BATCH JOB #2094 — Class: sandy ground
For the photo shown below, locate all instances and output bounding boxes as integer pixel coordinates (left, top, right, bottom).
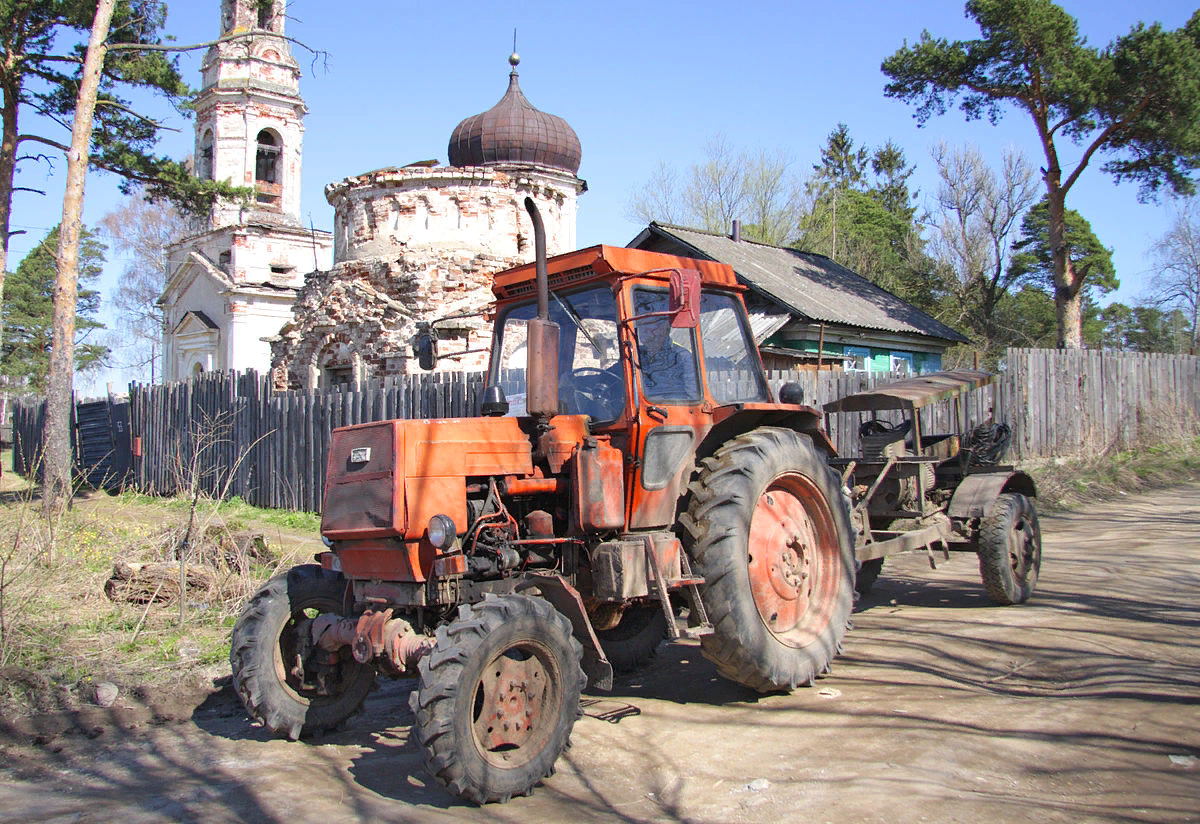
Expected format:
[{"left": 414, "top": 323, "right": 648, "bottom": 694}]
[{"left": 0, "top": 483, "right": 1197, "bottom": 823}]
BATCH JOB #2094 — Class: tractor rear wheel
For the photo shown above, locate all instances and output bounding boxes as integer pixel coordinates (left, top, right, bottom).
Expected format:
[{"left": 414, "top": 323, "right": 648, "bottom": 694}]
[
  {"left": 681, "top": 427, "right": 855, "bottom": 692},
  {"left": 595, "top": 605, "right": 668, "bottom": 673},
  {"left": 230, "top": 565, "right": 375, "bottom": 740},
  {"left": 409, "top": 594, "right": 585, "bottom": 804},
  {"left": 855, "top": 558, "right": 884, "bottom": 596},
  {"left": 978, "top": 493, "right": 1042, "bottom": 604}
]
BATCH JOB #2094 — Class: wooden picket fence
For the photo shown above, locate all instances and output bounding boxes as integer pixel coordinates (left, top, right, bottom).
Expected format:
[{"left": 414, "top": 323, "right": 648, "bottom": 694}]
[
  {"left": 10, "top": 348, "right": 1199, "bottom": 511},
  {"left": 997, "top": 348, "right": 1200, "bottom": 460}
]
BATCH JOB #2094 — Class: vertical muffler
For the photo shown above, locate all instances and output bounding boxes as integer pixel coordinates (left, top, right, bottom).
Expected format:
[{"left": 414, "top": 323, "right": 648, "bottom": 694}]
[{"left": 523, "top": 197, "right": 560, "bottom": 419}]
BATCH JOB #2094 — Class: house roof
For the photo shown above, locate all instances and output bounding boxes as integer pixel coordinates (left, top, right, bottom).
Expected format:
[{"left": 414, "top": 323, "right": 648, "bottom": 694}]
[
  {"left": 630, "top": 223, "right": 969, "bottom": 345},
  {"left": 173, "top": 310, "right": 219, "bottom": 334}
]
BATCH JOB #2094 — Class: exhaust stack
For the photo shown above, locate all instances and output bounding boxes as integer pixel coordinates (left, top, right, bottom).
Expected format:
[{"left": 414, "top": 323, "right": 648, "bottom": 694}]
[{"left": 523, "top": 197, "right": 560, "bottom": 419}]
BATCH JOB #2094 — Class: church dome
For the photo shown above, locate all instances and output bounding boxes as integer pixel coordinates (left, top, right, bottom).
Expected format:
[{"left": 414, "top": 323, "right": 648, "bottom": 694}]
[{"left": 448, "top": 55, "right": 581, "bottom": 175}]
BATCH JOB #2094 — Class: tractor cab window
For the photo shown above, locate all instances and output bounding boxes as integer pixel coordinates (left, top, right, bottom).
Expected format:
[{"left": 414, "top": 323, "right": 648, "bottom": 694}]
[
  {"left": 632, "top": 288, "right": 701, "bottom": 403},
  {"left": 491, "top": 284, "right": 624, "bottom": 421},
  {"left": 698, "top": 291, "right": 769, "bottom": 404}
]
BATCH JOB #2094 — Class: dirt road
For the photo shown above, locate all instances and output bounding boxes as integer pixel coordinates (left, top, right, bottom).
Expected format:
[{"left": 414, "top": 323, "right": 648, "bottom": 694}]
[{"left": 2, "top": 484, "right": 1198, "bottom": 823}]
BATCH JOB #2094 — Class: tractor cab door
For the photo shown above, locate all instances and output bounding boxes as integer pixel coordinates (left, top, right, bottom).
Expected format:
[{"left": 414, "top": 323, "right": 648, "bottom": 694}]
[{"left": 623, "top": 285, "right": 713, "bottom": 530}]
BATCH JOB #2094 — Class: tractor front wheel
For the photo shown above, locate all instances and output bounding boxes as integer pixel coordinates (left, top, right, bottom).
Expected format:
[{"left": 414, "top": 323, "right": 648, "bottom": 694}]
[
  {"left": 682, "top": 427, "right": 855, "bottom": 692},
  {"left": 409, "top": 594, "right": 586, "bottom": 804},
  {"left": 230, "top": 565, "right": 375, "bottom": 740}
]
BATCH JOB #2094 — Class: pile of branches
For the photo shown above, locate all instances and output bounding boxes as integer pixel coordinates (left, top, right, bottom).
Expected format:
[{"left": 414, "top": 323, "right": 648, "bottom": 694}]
[{"left": 104, "top": 527, "right": 275, "bottom": 605}]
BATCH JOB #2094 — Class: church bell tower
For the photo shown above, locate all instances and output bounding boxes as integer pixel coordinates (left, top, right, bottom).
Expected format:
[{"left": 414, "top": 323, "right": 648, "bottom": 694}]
[
  {"left": 159, "top": 0, "right": 332, "bottom": 382},
  {"left": 193, "top": 0, "right": 307, "bottom": 226}
]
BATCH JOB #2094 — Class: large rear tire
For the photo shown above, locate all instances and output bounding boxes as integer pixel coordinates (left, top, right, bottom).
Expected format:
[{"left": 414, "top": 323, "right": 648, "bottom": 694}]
[
  {"left": 855, "top": 558, "right": 884, "bottom": 596},
  {"left": 409, "top": 594, "right": 586, "bottom": 804},
  {"left": 230, "top": 565, "right": 375, "bottom": 740},
  {"left": 681, "top": 427, "right": 855, "bottom": 692},
  {"left": 595, "top": 605, "right": 668, "bottom": 673},
  {"left": 978, "top": 493, "right": 1042, "bottom": 604}
]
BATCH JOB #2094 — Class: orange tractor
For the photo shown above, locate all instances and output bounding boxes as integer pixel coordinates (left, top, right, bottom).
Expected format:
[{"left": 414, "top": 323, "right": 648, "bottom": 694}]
[{"left": 230, "top": 200, "right": 855, "bottom": 803}]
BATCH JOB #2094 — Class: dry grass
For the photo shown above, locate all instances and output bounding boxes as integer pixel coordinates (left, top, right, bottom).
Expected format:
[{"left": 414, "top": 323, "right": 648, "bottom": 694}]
[
  {"left": 0, "top": 448, "right": 320, "bottom": 719},
  {"left": 1023, "top": 436, "right": 1200, "bottom": 512}
]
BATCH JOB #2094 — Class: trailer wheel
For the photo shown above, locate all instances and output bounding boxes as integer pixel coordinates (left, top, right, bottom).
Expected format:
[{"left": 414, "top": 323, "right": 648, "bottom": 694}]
[
  {"left": 855, "top": 558, "right": 884, "bottom": 596},
  {"left": 409, "top": 594, "right": 585, "bottom": 804},
  {"left": 978, "top": 493, "right": 1042, "bottom": 604},
  {"left": 596, "top": 605, "right": 668, "bottom": 673},
  {"left": 230, "top": 565, "right": 375, "bottom": 740},
  {"left": 681, "top": 427, "right": 855, "bottom": 692}
]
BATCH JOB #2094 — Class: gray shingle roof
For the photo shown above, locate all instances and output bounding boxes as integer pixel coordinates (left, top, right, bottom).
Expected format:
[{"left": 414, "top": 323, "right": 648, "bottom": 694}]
[{"left": 632, "top": 224, "right": 968, "bottom": 344}]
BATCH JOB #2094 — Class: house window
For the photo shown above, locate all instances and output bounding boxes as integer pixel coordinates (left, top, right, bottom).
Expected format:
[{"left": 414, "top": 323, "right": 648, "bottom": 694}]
[
  {"left": 199, "top": 130, "right": 214, "bottom": 180},
  {"left": 324, "top": 365, "right": 353, "bottom": 389},
  {"left": 255, "top": 129, "right": 281, "bottom": 205},
  {"left": 845, "top": 345, "right": 872, "bottom": 372},
  {"left": 891, "top": 352, "right": 914, "bottom": 375}
]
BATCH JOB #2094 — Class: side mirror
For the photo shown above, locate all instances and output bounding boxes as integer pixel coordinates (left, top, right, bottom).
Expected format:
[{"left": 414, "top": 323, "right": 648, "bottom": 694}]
[
  {"left": 669, "top": 268, "right": 701, "bottom": 328},
  {"left": 415, "top": 327, "right": 438, "bottom": 370}
]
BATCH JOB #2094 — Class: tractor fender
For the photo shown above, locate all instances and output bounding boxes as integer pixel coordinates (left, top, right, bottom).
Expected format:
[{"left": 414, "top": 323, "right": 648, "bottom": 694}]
[
  {"left": 698, "top": 404, "right": 835, "bottom": 464},
  {"left": 515, "top": 572, "right": 614, "bottom": 692},
  {"left": 948, "top": 470, "right": 1038, "bottom": 520}
]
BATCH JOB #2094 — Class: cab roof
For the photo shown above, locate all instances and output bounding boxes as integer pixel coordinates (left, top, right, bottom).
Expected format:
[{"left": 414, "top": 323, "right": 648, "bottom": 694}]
[{"left": 492, "top": 244, "right": 740, "bottom": 300}]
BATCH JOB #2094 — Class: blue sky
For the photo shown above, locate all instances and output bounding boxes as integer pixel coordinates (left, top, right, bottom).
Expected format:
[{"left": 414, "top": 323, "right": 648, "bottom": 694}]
[{"left": 8, "top": 0, "right": 1197, "bottom": 390}]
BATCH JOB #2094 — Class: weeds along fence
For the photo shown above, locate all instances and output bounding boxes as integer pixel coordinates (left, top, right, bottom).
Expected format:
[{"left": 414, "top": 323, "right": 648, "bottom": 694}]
[
  {"left": 998, "top": 348, "right": 1200, "bottom": 460},
  {"left": 8, "top": 348, "right": 1199, "bottom": 511}
]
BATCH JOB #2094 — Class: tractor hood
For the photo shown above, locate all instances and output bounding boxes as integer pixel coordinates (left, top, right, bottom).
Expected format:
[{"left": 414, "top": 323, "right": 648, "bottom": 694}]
[{"left": 322, "top": 417, "right": 534, "bottom": 541}]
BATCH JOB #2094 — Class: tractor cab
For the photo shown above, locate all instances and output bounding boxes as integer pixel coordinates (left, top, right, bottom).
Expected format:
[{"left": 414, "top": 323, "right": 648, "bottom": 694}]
[{"left": 484, "top": 244, "right": 771, "bottom": 423}]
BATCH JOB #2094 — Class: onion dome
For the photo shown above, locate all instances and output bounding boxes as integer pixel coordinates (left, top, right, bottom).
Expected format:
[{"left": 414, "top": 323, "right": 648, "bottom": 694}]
[{"left": 448, "top": 54, "right": 582, "bottom": 175}]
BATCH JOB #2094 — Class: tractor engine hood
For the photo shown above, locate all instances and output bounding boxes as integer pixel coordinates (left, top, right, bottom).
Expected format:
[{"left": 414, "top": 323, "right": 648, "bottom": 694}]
[{"left": 322, "top": 417, "right": 535, "bottom": 542}]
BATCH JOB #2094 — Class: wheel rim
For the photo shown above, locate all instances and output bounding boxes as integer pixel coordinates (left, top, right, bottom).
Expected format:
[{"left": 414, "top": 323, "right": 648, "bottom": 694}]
[
  {"left": 471, "top": 640, "right": 561, "bottom": 770},
  {"left": 747, "top": 473, "right": 841, "bottom": 647},
  {"left": 1009, "top": 504, "right": 1039, "bottom": 584},
  {"left": 274, "top": 599, "right": 342, "bottom": 704}
]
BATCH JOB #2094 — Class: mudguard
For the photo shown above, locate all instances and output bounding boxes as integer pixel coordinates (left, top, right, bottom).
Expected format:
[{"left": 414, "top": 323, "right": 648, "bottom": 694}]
[{"left": 948, "top": 470, "right": 1037, "bottom": 520}]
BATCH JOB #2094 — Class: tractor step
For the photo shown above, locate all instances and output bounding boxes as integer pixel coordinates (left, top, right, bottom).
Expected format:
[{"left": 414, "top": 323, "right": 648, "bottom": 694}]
[
  {"left": 679, "top": 624, "right": 714, "bottom": 639},
  {"left": 667, "top": 575, "right": 706, "bottom": 588}
]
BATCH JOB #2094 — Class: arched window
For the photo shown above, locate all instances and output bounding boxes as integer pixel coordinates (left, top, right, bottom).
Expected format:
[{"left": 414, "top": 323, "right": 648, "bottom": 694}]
[
  {"left": 255, "top": 129, "right": 281, "bottom": 206},
  {"left": 198, "top": 130, "right": 214, "bottom": 180},
  {"left": 256, "top": 0, "right": 274, "bottom": 29}
]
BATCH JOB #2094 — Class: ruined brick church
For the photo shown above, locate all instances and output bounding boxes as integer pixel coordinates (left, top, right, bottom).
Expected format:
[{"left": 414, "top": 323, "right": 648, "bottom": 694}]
[{"left": 159, "top": 0, "right": 585, "bottom": 389}]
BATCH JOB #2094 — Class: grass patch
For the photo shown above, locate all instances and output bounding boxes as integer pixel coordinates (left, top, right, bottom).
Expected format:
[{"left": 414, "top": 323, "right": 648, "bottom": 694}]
[
  {"left": 0, "top": 470, "right": 319, "bottom": 719},
  {"left": 1025, "top": 436, "right": 1200, "bottom": 511}
]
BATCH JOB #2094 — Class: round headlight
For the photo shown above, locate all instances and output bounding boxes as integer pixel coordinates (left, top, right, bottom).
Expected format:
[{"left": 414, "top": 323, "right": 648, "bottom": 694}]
[{"left": 427, "top": 514, "right": 457, "bottom": 549}]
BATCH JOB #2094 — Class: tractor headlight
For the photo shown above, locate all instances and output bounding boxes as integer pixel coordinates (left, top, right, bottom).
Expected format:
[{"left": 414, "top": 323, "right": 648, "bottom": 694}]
[{"left": 426, "top": 514, "right": 457, "bottom": 549}]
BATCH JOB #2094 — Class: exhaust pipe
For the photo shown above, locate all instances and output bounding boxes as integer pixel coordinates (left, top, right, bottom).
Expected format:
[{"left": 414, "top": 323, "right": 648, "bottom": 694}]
[{"left": 523, "top": 197, "right": 559, "bottom": 419}]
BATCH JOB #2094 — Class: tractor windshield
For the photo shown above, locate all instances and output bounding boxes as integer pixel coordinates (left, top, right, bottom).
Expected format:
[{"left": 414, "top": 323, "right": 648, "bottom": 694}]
[{"left": 491, "top": 284, "right": 625, "bottom": 421}]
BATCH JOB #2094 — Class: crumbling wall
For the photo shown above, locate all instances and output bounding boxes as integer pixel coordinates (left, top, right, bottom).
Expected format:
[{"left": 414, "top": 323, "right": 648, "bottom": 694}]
[{"left": 271, "top": 162, "right": 585, "bottom": 389}]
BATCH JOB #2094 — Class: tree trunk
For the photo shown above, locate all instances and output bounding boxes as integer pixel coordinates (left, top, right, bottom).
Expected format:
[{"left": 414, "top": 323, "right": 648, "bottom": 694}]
[
  {"left": 1045, "top": 189, "right": 1083, "bottom": 348},
  {"left": 0, "top": 81, "right": 18, "bottom": 347},
  {"left": 42, "top": 0, "right": 116, "bottom": 515}
]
